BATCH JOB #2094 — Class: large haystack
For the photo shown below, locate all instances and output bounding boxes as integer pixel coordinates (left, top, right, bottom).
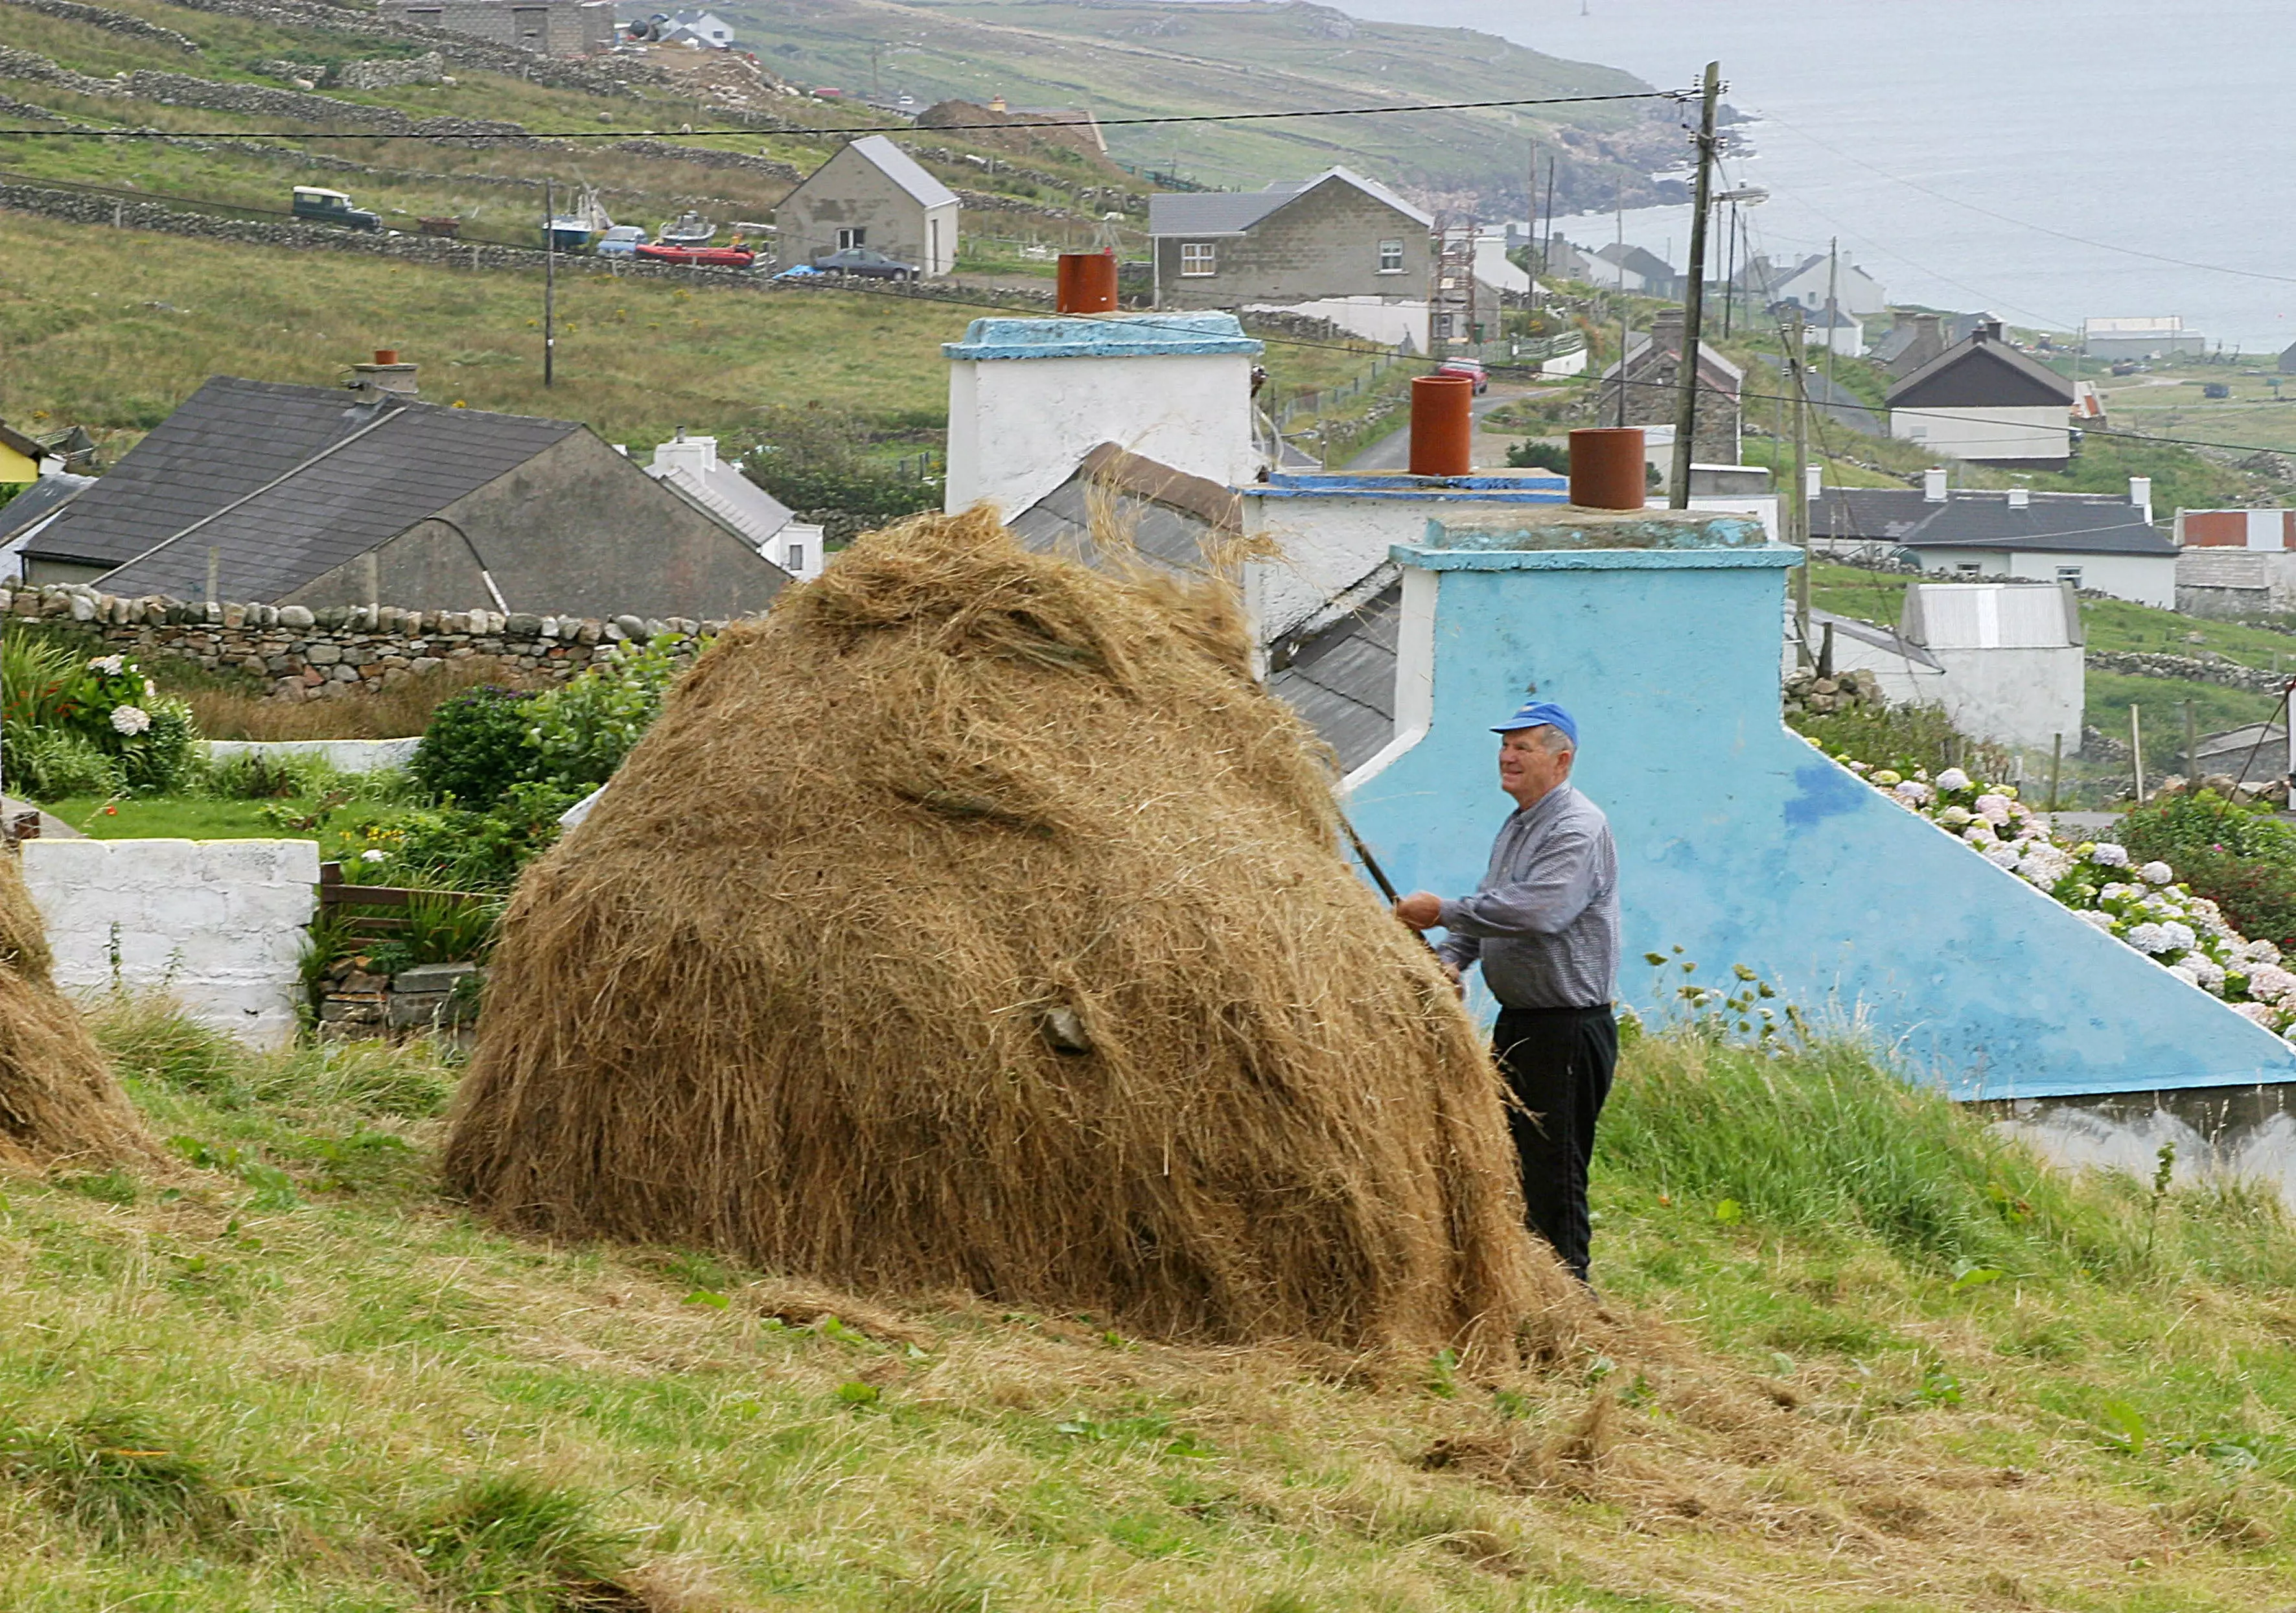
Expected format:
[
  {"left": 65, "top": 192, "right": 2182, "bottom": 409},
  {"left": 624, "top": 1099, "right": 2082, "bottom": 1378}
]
[
  {"left": 0, "top": 851, "right": 155, "bottom": 1170},
  {"left": 446, "top": 509, "right": 1564, "bottom": 1354}
]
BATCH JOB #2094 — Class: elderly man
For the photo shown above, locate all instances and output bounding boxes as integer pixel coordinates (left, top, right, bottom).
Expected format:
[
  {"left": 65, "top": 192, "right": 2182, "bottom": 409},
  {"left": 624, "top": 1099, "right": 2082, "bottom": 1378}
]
[{"left": 1393, "top": 701, "right": 1619, "bottom": 1286}]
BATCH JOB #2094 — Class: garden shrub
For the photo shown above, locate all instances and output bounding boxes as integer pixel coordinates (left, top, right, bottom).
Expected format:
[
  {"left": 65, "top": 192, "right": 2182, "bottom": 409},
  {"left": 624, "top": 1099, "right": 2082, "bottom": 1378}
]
[
  {"left": 527, "top": 636, "right": 685, "bottom": 793},
  {"left": 2122, "top": 790, "right": 2296, "bottom": 947},
  {"left": 2, "top": 635, "right": 197, "bottom": 796},
  {"left": 410, "top": 686, "right": 543, "bottom": 809},
  {"left": 1504, "top": 438, "right": 1570, "bottom": 474}
]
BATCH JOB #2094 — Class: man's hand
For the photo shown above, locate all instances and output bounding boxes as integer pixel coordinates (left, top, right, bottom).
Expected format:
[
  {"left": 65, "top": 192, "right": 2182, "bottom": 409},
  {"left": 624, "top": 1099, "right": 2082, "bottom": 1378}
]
[{"left": 1394, "top": 891, "right": 1444, "bottom": 931}]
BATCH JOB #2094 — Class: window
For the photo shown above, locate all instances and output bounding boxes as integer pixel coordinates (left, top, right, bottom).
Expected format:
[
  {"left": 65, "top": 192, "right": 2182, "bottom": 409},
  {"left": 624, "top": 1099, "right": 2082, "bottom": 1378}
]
[
  {"left": 835, "top": 226, "right": 866, "bottom": 251},
  {"left": 1954, "top": 563, "right": 1983, "bottom": 577},
  {"left": 512, "top": 6, "right": 546, "bottom": 43},
  {"left": 1179, "top": 241, "right": 1216, "bottom": 277},
  {"left": 786, "top": 543, "right": 807, "bottom": 574},
  {"left": 2056, "top": 566, "right": 2083, "bottom": 587},
  {"left": 1377, "top": 237, "right": 1405, "bottom": 273}
]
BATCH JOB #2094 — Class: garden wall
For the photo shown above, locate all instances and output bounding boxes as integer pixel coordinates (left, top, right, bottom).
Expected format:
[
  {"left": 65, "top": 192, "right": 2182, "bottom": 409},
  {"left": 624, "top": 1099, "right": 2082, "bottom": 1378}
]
[
  {"left": 4, "top": 582, "right": 727, "bottom": 701},
  {"left": 20, "top": 837, "right": 319, "bottom": 1047}
]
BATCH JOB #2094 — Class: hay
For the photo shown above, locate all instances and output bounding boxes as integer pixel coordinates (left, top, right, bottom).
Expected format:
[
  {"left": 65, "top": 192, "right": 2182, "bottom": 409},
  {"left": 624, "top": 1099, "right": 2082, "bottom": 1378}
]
[
  {"left": 445, "top": 507, "right": 1571, "bottom": 1356},
  {"left": 0, "top": 850, "right": 156, "bottom": 1170}
]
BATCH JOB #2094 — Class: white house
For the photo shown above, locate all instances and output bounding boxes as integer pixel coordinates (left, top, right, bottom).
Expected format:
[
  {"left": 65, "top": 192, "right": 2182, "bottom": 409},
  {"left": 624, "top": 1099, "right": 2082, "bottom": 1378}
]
[
  {"left": 1800, "top": 304, "right": 1865, "bottom": 358},
  {"left": 645, "top": 433, "right": 826, "bottom": 581},
  {"left": 1767, "top": 253, "right": 1887, "bottom": 318},
  {"left": 2082, "top": 316, "right": 2205, "bottom": 359},
  {"left": 661, "top": 8, "right": 735, "bottom": 47},
  {"left": 1891, "top": 476, "right": 2175, "bottom": 608},
  {"left": 1796, "top": 582, "right": 2085, "bottom": 752},
  {"left": 1886, "top": 321, "right": 2076, "bottom": 469}
]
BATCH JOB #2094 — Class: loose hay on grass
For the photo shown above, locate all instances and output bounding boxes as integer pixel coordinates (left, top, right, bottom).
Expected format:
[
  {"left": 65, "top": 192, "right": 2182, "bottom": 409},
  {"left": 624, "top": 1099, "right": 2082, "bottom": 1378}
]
[
  {"left": 446, "top": 507, "right": 1575, "bottom": 1357},
  {"left": 0, "top": 849, "right": 156, "bottom": 1171}
]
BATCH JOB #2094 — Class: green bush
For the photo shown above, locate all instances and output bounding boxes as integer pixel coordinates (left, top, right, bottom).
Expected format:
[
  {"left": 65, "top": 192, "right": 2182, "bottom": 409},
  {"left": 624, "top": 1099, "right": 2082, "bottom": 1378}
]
[
  {"left": 1504, "top": 438, "right": 1569, "bottom": 474},
  {"left": 2, "top": 633, "right": 197, "bottom": 796},
  {"left": 410, "top": 686, "right": 543, "bottom": 809},
  {"left": 527, "top": 636, "right": 685, "bottom": 793},
  {"left": 2121, "top": 790, "right": 2296, "bottom": 946},
  {"left": 1789, "top": 699, "right": 2015, "bottom": 781},
  {"left": 381, "top": 780, "right": 581, "bottom": 893},
  {"left": 8, "top": 726, "right": 124, "bottom": 798}
]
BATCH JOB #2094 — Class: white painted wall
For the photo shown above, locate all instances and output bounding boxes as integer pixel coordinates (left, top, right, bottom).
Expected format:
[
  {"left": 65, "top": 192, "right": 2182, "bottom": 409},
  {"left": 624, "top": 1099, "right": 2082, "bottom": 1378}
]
[
  {"left": 1805, "top": 634, "right": 2080, "bottom": 752},
  {"left": 205, "top": 738, "right": 420, "bottom": 773},
  {"left": 1240, "top": 494, "right": 1430, "bottom": 645},
  {"left": 945, "top": 349, "right": 1259, "bottom": 521},
  {"left": 1914, "top": 547, "right": 2174, "bottom": 608},
  {"left": 1890, "top": 404, "right": 2069, "bottom": 463},
  {"left": 21, "top": 838, "right": 319, "bottom": 1047},
  {"left": 1250, "top": 297, "right": 1428, "bottom": 352}
]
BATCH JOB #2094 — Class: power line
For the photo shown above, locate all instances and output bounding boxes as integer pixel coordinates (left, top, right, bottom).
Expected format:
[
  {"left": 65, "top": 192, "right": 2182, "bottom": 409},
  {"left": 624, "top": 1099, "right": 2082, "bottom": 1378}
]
[{"left": 0, "top": 88, "right": 1682, "bottom": 143}]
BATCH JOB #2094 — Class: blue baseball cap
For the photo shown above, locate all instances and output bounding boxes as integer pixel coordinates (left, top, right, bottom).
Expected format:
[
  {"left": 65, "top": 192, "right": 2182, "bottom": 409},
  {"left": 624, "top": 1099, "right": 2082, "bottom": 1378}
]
[{"left": 1491, "top": 700, "right": 1578, "bottom": 745}]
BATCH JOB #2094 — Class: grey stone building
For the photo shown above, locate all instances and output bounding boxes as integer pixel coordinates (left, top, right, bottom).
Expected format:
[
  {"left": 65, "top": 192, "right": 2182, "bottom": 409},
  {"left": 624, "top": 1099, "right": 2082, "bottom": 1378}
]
[
  {"left": 775, "top": 135, "right": 960, "bottom": 277},
  {"left": 1147, "top": 168, "right": 1433, "bottom": 309},
  {"left": 378, "top": 0, "right": 614, "bottom": 58},
  {"left": 21, "top": 371, "right": 787, "bottom": 619},
  {"left": 1590, "top": 309, "right": 1744, "bottom": 465}
]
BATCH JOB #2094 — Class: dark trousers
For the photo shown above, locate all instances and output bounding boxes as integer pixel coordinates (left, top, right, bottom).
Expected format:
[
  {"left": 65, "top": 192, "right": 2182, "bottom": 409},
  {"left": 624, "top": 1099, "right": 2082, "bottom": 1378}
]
[{"left": 1492, "top": 1005, "right": 1618, "bottom": 1284}]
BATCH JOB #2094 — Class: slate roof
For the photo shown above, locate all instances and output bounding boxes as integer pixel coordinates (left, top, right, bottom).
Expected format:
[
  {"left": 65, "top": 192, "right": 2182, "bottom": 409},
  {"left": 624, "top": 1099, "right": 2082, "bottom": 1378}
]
[
  {"left": 25, "top": 377, "right": 389, "bottom": 571},
  {"left": 1807, "top": 488, "right": 2168, "bottom": 555},
  {"left": 0, "top": 473, "right": 93, "bottom": 547},
  {"left": 1008, "top": 442, "right": 1240, "bottom": 575},
  {"left": 646, "top": 458, "right": 794, "bottom": 551},
  {"left": 1887, "top": 328, "right": 2074, "bottom": 410},
  {"left": 1266, "top": 581, "right": 1400, "bottom": 773},
  {"left": 1148, "top": 167, "right": 1432, "bottom": 238},
  {"left": 793, "top": 134, "right": 958, "bottom": 213},
  {"left": 28, "top": 377, "right": 588, "bottom": 600}
]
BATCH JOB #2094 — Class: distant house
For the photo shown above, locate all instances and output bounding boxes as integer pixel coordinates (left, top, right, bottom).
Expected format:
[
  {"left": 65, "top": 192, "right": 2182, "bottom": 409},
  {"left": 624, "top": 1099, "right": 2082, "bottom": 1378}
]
[
  {"left": 1763, "top": 253, "right": 1887, "bottom": 318},
  {"left": 776, "top": 133, "right": 958, "bottom": 277},
  {"left": 380, "top": 0, "right": 612, "bottom": 56},
  {"left": 1148, "top": 167, "right": 1433, "bottom": 311},
  {"left": 2279, "top": 340, "right": 2296, "bottom": 376},
  {"left": 1802, "top": 581, "right": 2083, "bottom": 750},
  {"left": 645, "top": 432, "right": 825, "bottom": 581},
  {"left": 659, "top": 8, "right": 734, "bottom": 47},
  {"left": 1884, "top": 484, "right": 2174, "bottom": 607},
  {"left": 18, "top": 371, "right": 787, "bottom": 618},
  {"left": 0, "top": 420, "right": 54, "bottom": 484},
  {"left": 1593, "top": 308, "right": 1742, "bottom": 465},
  {"left": 1809, "top": 471, "right": 2159, "bottom": 574},
  {"left": 1796, "top": 303, "right": 1865, "bottom": 358},
  {"left": 2083, "top": 316, "right": 2206, "bottom": 359},
  {"left": 1885, "top": 321, "right": 2077, "bottom": 469},
  {"left": 0, "top": 472, "right": 93, "bottom": 577},
  {"left": 1586, "top": 242, "right": 1677, "bottom": 299},
  {"left": 2175, "top": 507, "right": 2296, "bottom": 617}
]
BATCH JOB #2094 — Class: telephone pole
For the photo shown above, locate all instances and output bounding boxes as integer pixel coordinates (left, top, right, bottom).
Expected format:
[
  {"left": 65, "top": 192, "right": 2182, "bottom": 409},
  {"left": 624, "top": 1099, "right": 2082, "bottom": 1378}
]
[
  {"left": 542, "top": 178, "right": 557, "bottom": 389},
  {"left": 1668, "top": 60, "right": 1721, "bottom": 509},
  {"left": 1790, "top": 305, "right": 1811, "bottom": 662}
]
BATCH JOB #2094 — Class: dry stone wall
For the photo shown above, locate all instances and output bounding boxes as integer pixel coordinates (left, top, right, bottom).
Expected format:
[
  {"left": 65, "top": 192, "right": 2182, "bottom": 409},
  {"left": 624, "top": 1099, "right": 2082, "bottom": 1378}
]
[
  {"left": 7, "top": 582, "right": 743, "bottom": 701},
  {"left": 2085, "top": 649, "right": 2290, "bottom": 694}
]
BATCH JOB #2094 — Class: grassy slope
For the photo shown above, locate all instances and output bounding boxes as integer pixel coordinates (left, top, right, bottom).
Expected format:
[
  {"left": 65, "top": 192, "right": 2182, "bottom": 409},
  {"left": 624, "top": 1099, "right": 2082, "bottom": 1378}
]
[
  {"left": 7, "top": 1003, "right": 2296, "bottom": 1610},
  {"left": 713, "top": 0, "right": 1653, "bottom": 194}
]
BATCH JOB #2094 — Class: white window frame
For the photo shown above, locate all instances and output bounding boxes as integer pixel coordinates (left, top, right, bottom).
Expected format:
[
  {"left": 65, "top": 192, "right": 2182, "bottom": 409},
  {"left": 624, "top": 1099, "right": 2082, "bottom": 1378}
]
[
  {"left": 1178, "top": 241, "right": 1216, "bottom": 277},
  {"left": 835, "top": 226, "right": 866, "bottom": 251},
  {"left": 2056, "top": 565, "right": 2083, "bottom": 586},
  {"left": 1376, "top": 237, "right": 1406, "bottom": 273},
  {"left": 787, "top": 542, "right": 807, "bottom": 574}
]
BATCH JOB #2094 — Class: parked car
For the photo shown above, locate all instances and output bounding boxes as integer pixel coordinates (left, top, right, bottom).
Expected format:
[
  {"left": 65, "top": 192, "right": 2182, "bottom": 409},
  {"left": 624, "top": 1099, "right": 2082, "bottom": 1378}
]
[
  {"left": 596, "top": 224, "right": 649, "bottom": 258},
  {"left": 1435, "top": 356, "right": 1489, "bottom": 394},
  {"left": 813, "top": 247, "right": 919, "bottom": 281},
  {"left": 292, "top": 186, "right": 380, "bottom": 231}
]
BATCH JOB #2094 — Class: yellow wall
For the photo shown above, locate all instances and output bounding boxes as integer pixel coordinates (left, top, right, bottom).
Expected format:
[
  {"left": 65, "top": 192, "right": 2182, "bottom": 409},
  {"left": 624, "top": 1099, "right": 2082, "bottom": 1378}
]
[{"left": 0, "top": 443, "right": 37, "bottom": 483}]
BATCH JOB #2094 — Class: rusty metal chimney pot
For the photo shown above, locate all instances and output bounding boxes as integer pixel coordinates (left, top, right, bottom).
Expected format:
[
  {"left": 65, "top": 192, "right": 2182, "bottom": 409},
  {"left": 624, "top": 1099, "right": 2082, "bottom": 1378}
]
[
  {"left": 1055, "top": 252, "right": 1119, "bottom": 314},
  {"left": 1408, "top": 373, "right": 1474, "bottom": 477}
]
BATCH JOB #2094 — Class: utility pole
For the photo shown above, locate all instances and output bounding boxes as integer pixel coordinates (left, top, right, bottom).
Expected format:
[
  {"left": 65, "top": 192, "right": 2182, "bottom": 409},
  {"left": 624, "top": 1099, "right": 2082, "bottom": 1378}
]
[
  {"left": 1790, "top": 305, "right": 1811, "bottom": 663},
  {"left": 1669, "top": 60, "right": 1721, "bottom": 510},
  {"left": 1613, "top": 180, "right": 1627, "bottom": 428},
  {"left": 1540, "top": 155, "right": 1557, "bottom": 288},
  {"left": 543, "top": 178, "right": 557, "bottom": 389},
  {"left": 1822, "top": 236, "right": 1840, "bottom": 398}
]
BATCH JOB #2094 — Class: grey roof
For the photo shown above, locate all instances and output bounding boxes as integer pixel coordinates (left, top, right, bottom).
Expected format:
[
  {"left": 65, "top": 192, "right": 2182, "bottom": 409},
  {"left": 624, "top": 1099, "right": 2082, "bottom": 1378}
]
[
  {"left": 1801, "top": 607, "right": 1943, "bottom": 672},
  {"left": 25, "top": 377, "right": 389, "bottom": 570},
  {"left": 836, "top": 134, "right": 958, "bottom": 211},
  {"left": 1148, "top": 167, "right": 1432, "bottom": 238},
  {"left": 1888, "top": 329, "right": 2074, "bottom": 409},
  {"left": 40, "top": 378, "right": 586, "bottom": 600},
  {"left": 1008, "top": 442, "right": 1240, "bottom": 577},
  {"left": 1266, "top": 581, "right": 1400, "bottom": 773},
  {"left": 0, "top": 473, "right": 93, "bottom": 546},
  {"left": 646, "top": 459, "right": 793, "bottom": 551},
  {"left": 1892, "top": 497, "right": 2174, "bottom": 557}
]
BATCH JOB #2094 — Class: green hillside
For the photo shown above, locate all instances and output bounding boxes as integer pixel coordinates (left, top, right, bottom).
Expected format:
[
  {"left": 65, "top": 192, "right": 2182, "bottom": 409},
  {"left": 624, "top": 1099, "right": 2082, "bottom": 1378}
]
[{"left": 708, "top": 0, "right": 1680, "bottom": 209}]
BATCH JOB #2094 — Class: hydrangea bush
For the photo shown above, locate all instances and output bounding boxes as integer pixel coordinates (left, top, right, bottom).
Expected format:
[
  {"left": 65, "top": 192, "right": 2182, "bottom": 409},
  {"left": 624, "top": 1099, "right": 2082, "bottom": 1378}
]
[{"left": 1826, "top": 750, "right": 2296, "bottom": 1038}]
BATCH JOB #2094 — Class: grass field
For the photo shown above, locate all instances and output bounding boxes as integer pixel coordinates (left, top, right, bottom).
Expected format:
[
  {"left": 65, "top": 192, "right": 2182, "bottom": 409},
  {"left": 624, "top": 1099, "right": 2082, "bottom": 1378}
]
[{"left": 9, "top": 1002, "right": 2296, "bottom": 1610}]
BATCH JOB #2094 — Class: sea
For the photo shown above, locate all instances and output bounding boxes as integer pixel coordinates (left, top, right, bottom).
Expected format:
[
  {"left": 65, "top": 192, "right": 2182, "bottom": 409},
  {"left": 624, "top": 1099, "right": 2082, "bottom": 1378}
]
[{"left": 1331, "top": 0, "right": 2296, "bottom": 353}]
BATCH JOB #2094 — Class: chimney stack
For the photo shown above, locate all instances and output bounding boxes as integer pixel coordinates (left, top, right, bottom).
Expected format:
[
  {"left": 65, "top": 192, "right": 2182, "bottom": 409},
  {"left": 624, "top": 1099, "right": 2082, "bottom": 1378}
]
[
  {"left": 1804, "top": 463, "right": 1822, "bottom": 500},
  {"left": 2129, "top": 475, "right": 2153, "bottom": 523},
  {"left": 2006, "top": 485, "right": 2030, "bottom": 509},
  {"left": 1408, "top": 374, "right": 1474, "bottom": 478},
  {"left": 348, "top": 348, "right": 419, "bottom": 398},
  {"left": 1923, "top": 466, "right": 1949, "bottom": 504},
  {"left": 651, "top": 429, "right": 719, "bottom": 478}
]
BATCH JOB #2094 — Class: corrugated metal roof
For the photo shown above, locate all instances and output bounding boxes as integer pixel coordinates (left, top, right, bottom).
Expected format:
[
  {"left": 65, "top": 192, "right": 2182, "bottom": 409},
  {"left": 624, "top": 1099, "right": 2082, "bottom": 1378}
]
[{"left": 1903, "top": 582, "right": 2078, "bottom": 650}]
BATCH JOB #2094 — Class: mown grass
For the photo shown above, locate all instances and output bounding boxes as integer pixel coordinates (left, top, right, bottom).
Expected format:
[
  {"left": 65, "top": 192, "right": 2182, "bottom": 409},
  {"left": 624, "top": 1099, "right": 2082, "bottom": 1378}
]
[{"left": 3, "top": 999, "right": 2295, "bottom": 1609}]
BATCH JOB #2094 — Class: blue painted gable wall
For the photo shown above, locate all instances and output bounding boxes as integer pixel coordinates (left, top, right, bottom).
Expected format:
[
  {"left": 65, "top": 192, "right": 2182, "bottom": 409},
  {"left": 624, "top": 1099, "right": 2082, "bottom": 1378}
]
[{"left": 1341, "top": 540, "right": 2296, "bottom": 1100}]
